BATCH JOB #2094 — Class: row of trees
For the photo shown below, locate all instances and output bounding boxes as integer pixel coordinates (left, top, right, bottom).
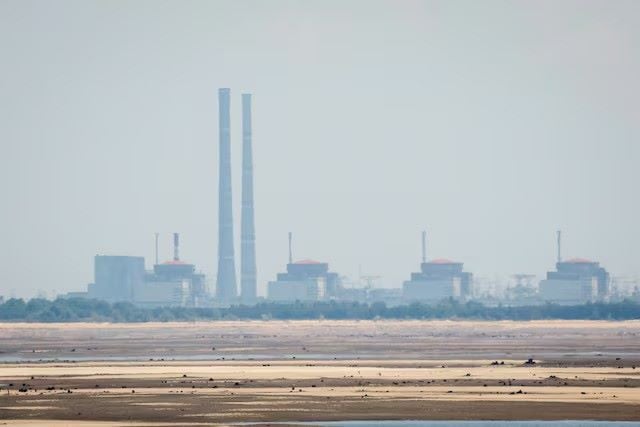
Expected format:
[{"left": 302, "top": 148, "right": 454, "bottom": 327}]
[{"left": 0, "top": 297, "right": 639, "bottom": 322}]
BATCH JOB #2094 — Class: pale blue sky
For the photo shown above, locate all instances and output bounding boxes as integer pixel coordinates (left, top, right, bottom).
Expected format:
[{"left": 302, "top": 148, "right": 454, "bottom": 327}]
[{"left": 1, "top": 0, "right": 638, "bottom": 298}]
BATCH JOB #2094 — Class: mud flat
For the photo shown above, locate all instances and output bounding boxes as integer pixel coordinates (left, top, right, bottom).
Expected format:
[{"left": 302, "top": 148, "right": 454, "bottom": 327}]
[{"left": 0, "top": 320, "right": 639, "bottom": 425}]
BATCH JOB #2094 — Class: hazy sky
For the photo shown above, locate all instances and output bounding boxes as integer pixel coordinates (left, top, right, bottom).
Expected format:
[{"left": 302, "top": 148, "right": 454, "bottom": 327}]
[{"left": 1, "top": 0, "right": 639, "bottom": 298}]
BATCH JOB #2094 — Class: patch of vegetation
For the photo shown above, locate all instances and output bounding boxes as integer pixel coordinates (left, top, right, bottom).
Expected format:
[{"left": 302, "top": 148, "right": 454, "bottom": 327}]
[{"left": 0, "top": 298, "right": 638, "bottom": 322}]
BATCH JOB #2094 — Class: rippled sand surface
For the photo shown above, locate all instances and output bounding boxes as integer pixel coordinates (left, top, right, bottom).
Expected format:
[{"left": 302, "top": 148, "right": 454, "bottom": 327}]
[{"left": 0, "top": 320, "right": 639, "bottom": 425}]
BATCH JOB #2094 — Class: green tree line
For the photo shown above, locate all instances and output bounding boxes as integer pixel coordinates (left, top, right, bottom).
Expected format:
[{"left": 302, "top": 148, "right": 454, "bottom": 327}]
[{"left": 0, "top": 297, "right": 638, "bottom": 322}]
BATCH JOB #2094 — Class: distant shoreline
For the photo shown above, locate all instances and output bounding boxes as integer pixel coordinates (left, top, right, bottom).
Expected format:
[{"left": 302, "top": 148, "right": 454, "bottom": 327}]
[
  {"left": 1, "top": 318, "right": 640, "bottom": 328},
  {"left": 0, "top": 298, "right": 639, "bottom": 322}
]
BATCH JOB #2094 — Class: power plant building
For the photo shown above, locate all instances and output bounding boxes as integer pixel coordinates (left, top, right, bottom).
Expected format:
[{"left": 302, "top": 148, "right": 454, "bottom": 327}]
[
  {"left": 268, "top": 259, "right": 341, "bottom": 302},
  {"left": 539, "top": 258, "right": 610, "bottom": 305},
  {"left": 138, "top": 234, "right": 207, "bottom": 307},
  {"left": 402, "top": 232, "right": 473, "bottom": 304},
  {"left": 133, "top": 277, "right": 190, "bottom": 307},
  {"left": 135, "top": 265, "right": 204, "bottom": 307},
  {"left": 89, "top": 255, "right": 145, "bottom": 303},
  {"left": 403, "top": 259, "right": 473, "bottom": 303},
  {"left": 267, "top": 233, "right": 342, "bottom": 302},
  {"left": 537, "top": 232, "right": 611, "bottom": 305},
  {"left": 87, "top": 234, "right": 207, "bottom": 307}
]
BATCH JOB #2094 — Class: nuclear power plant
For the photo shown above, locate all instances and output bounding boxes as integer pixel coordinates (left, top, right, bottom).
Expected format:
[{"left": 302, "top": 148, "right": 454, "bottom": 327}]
[
  {"left": 67, "top": 88, "right": 620, "bottom": 308},
  {"left": 74, "top": 87, "right": 259, "bottom": 308}
]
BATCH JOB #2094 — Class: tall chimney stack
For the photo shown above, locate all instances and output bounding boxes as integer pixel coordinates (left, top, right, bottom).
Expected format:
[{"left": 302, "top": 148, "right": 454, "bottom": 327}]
[
  {"left": 288, "top": 232, "right": 293, "bottom": 265},
  {"left": 240, "top": 93, "right": 257, "bottom": 303},
  {"left": 173, "top": 232, "right": 180, "bottom": 261},
  {"left": 421, "top": 230, "right": 427, "bottom": 264},
  {"left": 215, "top": 88, "right": 238, "bottom": 302}
]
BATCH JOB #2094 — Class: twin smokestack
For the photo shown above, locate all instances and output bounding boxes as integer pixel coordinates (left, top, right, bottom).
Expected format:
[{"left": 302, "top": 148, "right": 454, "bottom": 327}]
[{"left": 215, "top": 88, "right": 257, "bottom": 303}]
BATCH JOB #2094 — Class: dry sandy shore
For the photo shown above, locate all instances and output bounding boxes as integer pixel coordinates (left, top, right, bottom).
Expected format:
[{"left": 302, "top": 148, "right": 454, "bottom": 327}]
[{"left": 0, "top": 320, "right": 639, "bottom": 425}]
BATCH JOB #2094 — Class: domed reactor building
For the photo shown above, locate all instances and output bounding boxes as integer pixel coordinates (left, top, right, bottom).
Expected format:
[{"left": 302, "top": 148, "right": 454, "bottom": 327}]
[
  {"left": 402, "top": 231, "right": 473, "bottom": 304},
  {"left": 267, "top": 233, "right": 342, "bottom": 302},
  {"left": 538, "top": 231, "right": 610, "bottom": 305},
  {"left": 138, "top": 233, "right": 207, "bottom": 307}
]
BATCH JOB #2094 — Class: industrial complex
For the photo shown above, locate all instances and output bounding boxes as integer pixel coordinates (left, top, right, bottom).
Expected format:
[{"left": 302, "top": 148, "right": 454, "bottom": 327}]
[
  {"left": 65, "top": 88, "right": 626, "bottom": 308},
  {"left": 86, "top": 233, "right": 207, "bottom": 307}
]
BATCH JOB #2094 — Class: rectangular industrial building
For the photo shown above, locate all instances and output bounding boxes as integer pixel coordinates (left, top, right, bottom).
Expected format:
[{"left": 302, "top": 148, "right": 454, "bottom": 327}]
[
  {"left": 267, "top": 259, "right": 339, "bottom": 302},
  {"left": 538, "top": 277, "right": 597, "bottom": 305},
  {"left": 404, "top": 277, "right": 462, "bottom": 303},
  {"left": 133, "top": 280, "right": 189, "bottom": 307},
  {"left": 268, "top": 278, "right": 326, "bottom": 302},
  {"left": 403, "top": 259, "right": 472, "bottom": 304},
  {"left": 539, "top": 258, "right": 609, "bottom": 305},
  {"left": 89, "top": 255, "right": 145, "bottom": 303}
]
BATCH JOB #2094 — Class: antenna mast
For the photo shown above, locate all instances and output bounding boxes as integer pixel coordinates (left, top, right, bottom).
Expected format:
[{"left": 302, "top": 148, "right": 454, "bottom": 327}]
[
  {"left": 556, "top": 230, "right": 562, "bottom": 263},
  {"left": 154, "top": 232, "right": 159, "bottom": 265}
]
